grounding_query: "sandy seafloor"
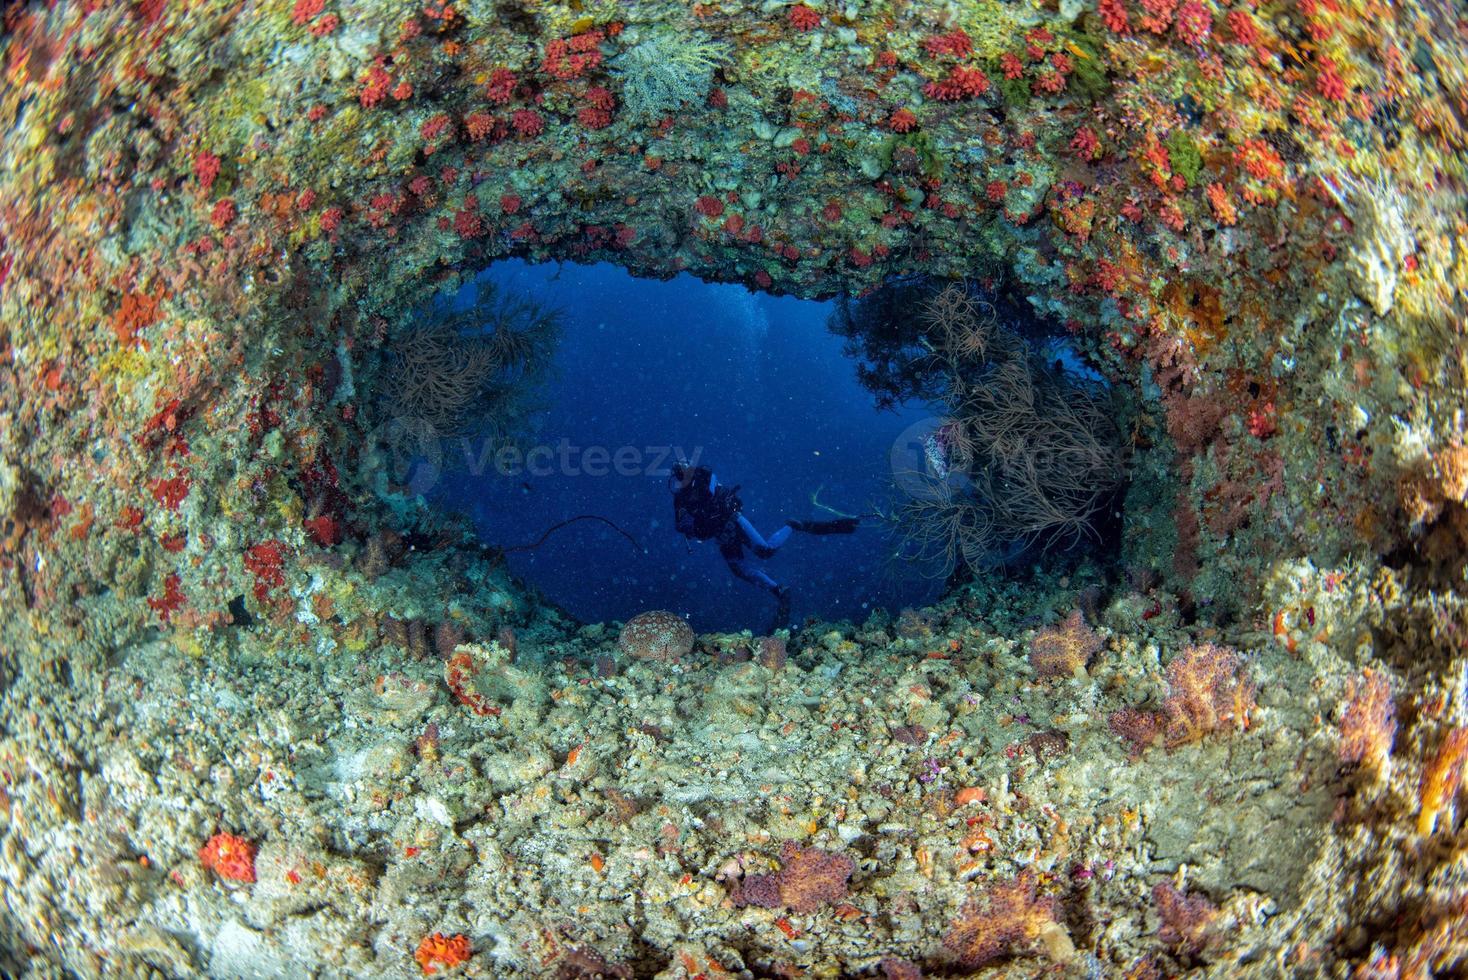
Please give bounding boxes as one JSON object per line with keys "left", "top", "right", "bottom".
{"left": 0, "top": 542, "right": 1398, "bottom": 978}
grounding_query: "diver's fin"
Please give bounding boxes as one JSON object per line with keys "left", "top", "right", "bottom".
{"left": 768, "top": 586, "right": 792, "bottom": 634}
{"left": 789, "top": 518, "right": 859, "bottom": 535}
{"left": 810, "top": 484, "right": 860, "bottom": 520}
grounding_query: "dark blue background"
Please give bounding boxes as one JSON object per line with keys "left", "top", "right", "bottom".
{"left": 430, "top": 260, "right": 940, "bottom": 632}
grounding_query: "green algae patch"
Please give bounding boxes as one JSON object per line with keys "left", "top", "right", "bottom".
{"left": 879, "top": 131, "right": 945, "bottom": 180}
{"left": 1165, "top": 130, "right": 1203, "bottom": 188}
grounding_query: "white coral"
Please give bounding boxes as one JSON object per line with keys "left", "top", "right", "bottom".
{"left": 1325, "top": 174, "right": 1415, "bottom": 317}
{"left": 612, "top": 28, "right": 729, "bottom": 122}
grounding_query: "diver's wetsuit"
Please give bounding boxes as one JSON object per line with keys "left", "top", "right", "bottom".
{"left": 671, "top": 464, "right": 858, "bottom": 630}
{"left": 717, "top": 514, "right": 792, "bottom": 591}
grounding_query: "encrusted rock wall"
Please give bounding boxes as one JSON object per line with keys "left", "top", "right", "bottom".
{"left": 3, "top": 0, "right": 1464, "bottom": 641}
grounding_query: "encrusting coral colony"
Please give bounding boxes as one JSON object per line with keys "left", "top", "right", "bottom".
{"left": 1, "top": 0, "right": 1466, "bottom": 976}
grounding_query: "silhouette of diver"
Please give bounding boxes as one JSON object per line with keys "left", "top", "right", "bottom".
{"left": 669, "top": 462, "right": 859, "bottom": 632}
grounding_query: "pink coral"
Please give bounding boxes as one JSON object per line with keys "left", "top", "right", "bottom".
{"left": 1033, "top": 69, "right": 1066, "bottom": 95}
{"left": 1153, "top": 881, "right": 1220, "bottom": 954}
{"left": 290, "top": 0, "right": 323, "bottom": 27}
{"left": 1316, "top": 60, "right": 1347, "bottom": 101}
{"left": 787, "top": 4, "right": 821, "bottom": 31}
{"left": 148, "top": 572, "right": 185, "bottom": 622}
{"left": 420, "top": 113, "right": 452, "bottom": 142}
{"left": 730, "top": 841, "right": 854, "bottom": 913}
{"left": 923, "top": 66, "right": 991, "bottom": 101}
{"left": 943, "top": 870, "right": 1063, "bottom": 967}
{"left": 1099, "top": 0, "right": 1129, "bottom": 33}
{"left": 209, "top": 198, "right": 236, "bottom": 229}
{"left": 1235, "top": 138, "right": 1284, "bottom": 182}
{"left": 200, "top": 831, "right": 257, "bottom": 883}
{"left": 510, "top": 109, "right": 544, "bottom": 138}
{"left": 243, "top": 539, "right": 286, "bottom": 602}
{"left": 485, "top": 68, "right": 517, "bottom": 104}
{"left": 359, "top": 64, "right": 392, "bottom": 108}
{"left": 1161, "top": 643, "right": 1255, "bottom": 747}
{"left": 1339, "top": 670, "right": 1395, "bottom": 770}
{"left": 578, "top": 88, "right": 616, "bottom": 130}
{"left": 1111, "top": 644, "right": 1255, "bottom": 753}
{"left": 415, "top": 932, "right": 471, "bottom": 975}
{"left": 1162, "top": 388, "right": 1226, "bottom": 454}
{"left": 1174, "top": 1, "right": 1211, "bottom": 45}
{"left": 541, "top": 33, "right": 603, "bottom": 80}
{"left": 1138, "top": 0, "right": 1177, "bottom": 33}
{"left": 453, "top": 204, "right": 483, "bottom": 239}
{"left": 1071, "top": 126, "right": 1101, "bottom": 160}
{"left": 923, "top": 28, "right": 972, "bottom": 57}
{"left": 1029, "top": 609, "right": 1103, "bottom": 678}
{"left": 1110, "top": 706, "right": 1165, "bottom": 756}
{"left": 463, "top": 112, "right": 497, "bottom": 142}
{"left": 1226, "top": 9, "right": 1258, "bottom": 45}
{"left": 194, "top": 151, "right": 220, "bottom": 190}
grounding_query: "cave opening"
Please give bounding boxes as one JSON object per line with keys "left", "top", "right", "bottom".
{"left": 364, "top": 261, "right": 1128, "bottom": 633}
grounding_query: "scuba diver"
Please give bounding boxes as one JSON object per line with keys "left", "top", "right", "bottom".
{"left": 669, "top": 462, "right": 859, "bottom": 632}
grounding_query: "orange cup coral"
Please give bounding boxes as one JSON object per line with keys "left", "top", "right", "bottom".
{"left": 199, "top": 832, "right": 256, "bottom": 883}
{"left": 415, "top": 932, "right": 471, "bottom": 975}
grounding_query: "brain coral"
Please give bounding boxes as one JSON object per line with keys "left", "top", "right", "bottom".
{"left": 618, "top": 610, "right": 695, "bottom": 661}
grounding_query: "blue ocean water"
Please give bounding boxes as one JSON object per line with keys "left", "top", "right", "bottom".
{"left": 431, "top": 260, "right": 940, "bottom": 632}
